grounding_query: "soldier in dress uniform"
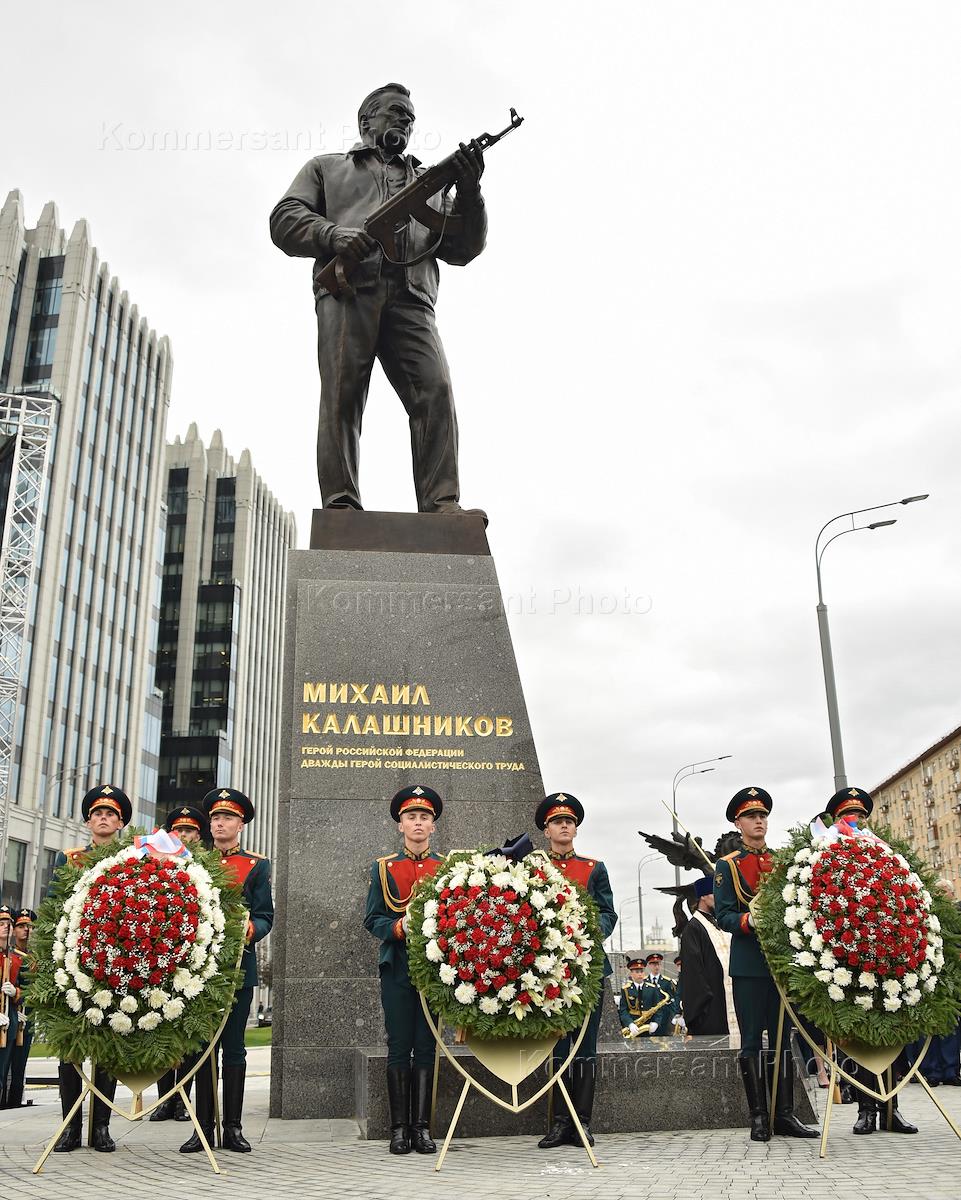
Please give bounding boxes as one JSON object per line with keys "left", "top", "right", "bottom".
{"left": 150, "top": 806, "right": 209, "bottom": 1123}
{"left": 51, "top": 783, "right": 132, "bottom": 1152}
{"left": 533, "top": 792, "right": 617, "bottom": 1150}
{"left": 180, "top": 789, "right": 273, "bottom": 1155}
{"left": 714, "top": 786, "right": 818, "bottom": 1142}
{"left": 618, "top": 956, "right": 649, "bottom": 1033}
{"left": 0, "top": 905, "right": 23, "bottom": 1106}
{"left": 2, "top": 908, "right": 36, "bottom": 1108}
{"left": 364, "top": 784, "right": 444, "bottom": 1155}
{"left": 821, "top": 786, "right": 919, "bottom": 1136}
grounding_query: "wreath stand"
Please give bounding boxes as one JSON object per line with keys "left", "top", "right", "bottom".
{"left": 769, "top": 977, "right": 961, "bottom": 1159}
{"left": 420, "top": 994, "right": 598, "bottom": 1171}
{"left": 33, "top": 934, "right": 246, "bottom": 1176}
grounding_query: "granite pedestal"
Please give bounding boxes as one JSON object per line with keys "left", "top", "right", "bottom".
{"left": 271, "top": 511, "right": 545, "bottom": 1119}
{"left": 357, "top": 1033, "right": 816, "bottom": 1138}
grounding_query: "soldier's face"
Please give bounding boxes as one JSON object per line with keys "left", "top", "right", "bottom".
{"left": 399, "top": 809, "right": 435, "bottom": 846}
{"left": 87, "top": 806, "right": 123, "bottom": 843}
{"left": 363, "top": 95, "right": 415, "bottom": 153}
{"left": 174, "top": 826, "right": 202, "bottom": 844}
{"left": 736, "top": 811, "right": 768, "bottom": 846}
{"left": 210, "top": 812, "right": 244, "bottom": 846}
{"left": 629, "top": 967, "right": 645, "bottom": 983}
{"left": 14, "top": 923, "right": 30, "bottom": 949}
{"left": 0, "top": 919, "right": 12, "bottom": 946}
{"left": 546, "top": 816, "right": 576, "bottom": 850}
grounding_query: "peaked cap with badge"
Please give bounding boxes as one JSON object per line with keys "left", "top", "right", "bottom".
{"left": 81, "top": 784, "right": 132, "bottom": 825}
{"left": 534, "top": 792, "right": 584, "bottom": 829}
{"left": 202, "top": 787, "right": 255, "bottom": 824}
{"left": 389, "top": 784, "right": 443, "bottom": 822}
{"left": 164, "top": 805, "right": 209, "bottom": 838}
{"left": 725, "top": 786, "right": 773, "bottom": 824}
{"left": 825, "top": 786, "right": 873, "bottom": 821}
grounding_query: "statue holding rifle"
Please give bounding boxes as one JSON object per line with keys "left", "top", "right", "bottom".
{"left": 270, "top": 83, "right": 522, "bottom": 520}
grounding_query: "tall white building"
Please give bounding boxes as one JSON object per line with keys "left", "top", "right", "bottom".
{"left": 0, "top": 191, "right": 171, "bottom": 906}
{"left": 157, "top": 425, "right": 295, "bottom": 869}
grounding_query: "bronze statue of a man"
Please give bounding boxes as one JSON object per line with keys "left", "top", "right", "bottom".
{"left": 270, "top": 84, "right": 487, "bottom": 517}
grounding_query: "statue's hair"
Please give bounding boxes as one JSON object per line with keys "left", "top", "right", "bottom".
{"left": 358, "top": 83, "right": 412, "bottom": 128}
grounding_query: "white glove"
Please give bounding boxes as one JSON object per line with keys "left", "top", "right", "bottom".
{"left": 401, "top": 913, "right": 410, "bottom": 934}
{"left": 628, "top": 1022, "right": 640, "bottom": 1036}
{"left": 675, "top": 1016, "right": 687, "bottom": 1031}
{"left": 747, "top": 913, "right": 755, "bottom": 929}
{"left": 647, "top": 1021, "right": 658, "bottom": 1034}
{"left": 0, "top": 982, "right": 14, "bottom": 997}
{"left": 0, "top": 1012, "right": 8, "bottom": 1029}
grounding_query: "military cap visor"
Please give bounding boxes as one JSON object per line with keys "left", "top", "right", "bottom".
{"left": 726, "top": 787, "right": 773, "bottom": 823}
{"left": 626, "top": 957, "right": 645, "bottom": 969}
{"left": 826, "top": 787, "right": 874, "bottom": 821}
{"left": 82, "top": 784, "right": 132, "bottom": 825}
{"left": 202, "top": 788, "right": 255, "bottom": 824}
{"left": 390, "top": 785, "right": 443, "bottom": 822}
{"left": 14, "top": 907, "right": 35, "bottom": 926}
{"left": 164, "top": 805, "right": 208, "bottom": 835}
{"left": 535, "top": 792, "right": 585, "bottom": 829}
{"left": 645, "top": 952, "right": 664, "bottom": 964}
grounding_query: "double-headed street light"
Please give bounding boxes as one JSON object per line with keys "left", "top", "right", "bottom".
{"left": 815, "top": 495, "right": 929, "bottom": 791}
{"left": 636, "top": 852, "right": 659, "bottom": 954}
{"left": 672, "top": 756, "right": 732, "bottom": 887}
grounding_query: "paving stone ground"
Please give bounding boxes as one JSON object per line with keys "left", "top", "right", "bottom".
{"left": 2, "top": 1053, "right": 960, "bottom": 1199}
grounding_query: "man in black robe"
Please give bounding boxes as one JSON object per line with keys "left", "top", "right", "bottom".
{"left": 679, "top": 875, "right": 731, "bottom": 1036}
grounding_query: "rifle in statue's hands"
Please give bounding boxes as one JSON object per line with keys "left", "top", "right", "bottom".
{"left": 318, "top": 108, "right": 524, "bottom": 299}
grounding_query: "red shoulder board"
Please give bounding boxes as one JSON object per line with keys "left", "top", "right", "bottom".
{"left": 222, "top": 852, "right": 257, "bottom": 886}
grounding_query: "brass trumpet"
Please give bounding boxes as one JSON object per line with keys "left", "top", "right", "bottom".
{"left": 621, "top": 985, "right": 673, "bottom": 1037}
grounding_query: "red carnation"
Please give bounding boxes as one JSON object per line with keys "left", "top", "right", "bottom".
{"left": 517, "top": 991, "right": 531, "bottom": 1006}
{"left": 506, "top": 965, "right": 520, "bottom": 980}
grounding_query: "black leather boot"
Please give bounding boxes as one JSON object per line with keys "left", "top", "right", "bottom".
{"left": 387, "top": 1066, "right": 411, "bottom": 1154}
{"left": 570, "top": 1060, "right": 597, "bottom": 1147}
{"left": 150, "top": 1070, "right": 177, "bottom": 1121}
{"left": 91, "top": 1068, "right": 117, "bottom": 1152}
{"left": 738, "top": 1057, "right": 770, "bottom": 1142}
{"left": 222, "top": 1064, "right": 252, "bottom": 1152}
{"left": 5, "top": 1080, "right": 23, "bottom": 1109}
{"left": 409, "top": 1066, "right": 436, "bottom": 1154}
{"left": 772, "top": 1053, "right": 819, "bottom": 1138}
{"left": 180, "top": 1058, "right": 216, "bottom": 1153}
{"left": 53, "top": 1063, "right": 82, "bottom": 1152}
{"left": 853, "top": 1097, "right": 877, "bottom": 1134}
{"left": 879, "top": 1092, "right": 918, "bottom": 1134}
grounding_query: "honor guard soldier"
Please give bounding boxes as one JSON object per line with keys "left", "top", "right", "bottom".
{"left": 150, "top": 806, "right": 210, "bottom": 1123}
{"left": 364, "top": 785, "right": 444, "bottom": 1155}
{"left": 51, "top": 784, "right": 132, "bottom": 1152}
{"left": 2, "top": 908, "right": 35, "bottom": 1108}
{"left": 639, "top": 952, "right": 679, "bottom": 1035}
{"left": 822, "top": 787, "right": 918, "bottom": 1136}
{"left": 533, "top": 792, "right": 617, "bottom": 1149}
{"left": 714, "top": 786, "right": 818, "bottom": 1142}
{"left": 181, "top": 789, "right": 273, "bottom": 1154}
{"left": 0, "top": 905, "right": 23, "bottom": 1105}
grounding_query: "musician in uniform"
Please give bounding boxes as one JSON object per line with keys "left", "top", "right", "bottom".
{"left": 618, "top": 957, "right": 650, "bottom": 1033}
{"left": 533, "top": 792, "right": 617, "bottom": 1149}
{"left": 51, "top": 784, "right": 131, "bottom": 1152}
{"left": 2, "top": 908, "right": 35, "bottom": 1108}
{"left": 0, "top": 905, "right": 23, "bottom": 1105}
{"left": 820, "top": 786, "right": 919, "bottom": 1136}
{"left": 364, "top": 785, "right": 444, "bottom": 1155}
{"left": 714, "top": 786, "right": 818, "bottom": 1141}
{"left": 151, "top": 806, "right": 209, "bottom": 1123}
{"left": 180, "top": 789, "right": 273, "bottom": 1154}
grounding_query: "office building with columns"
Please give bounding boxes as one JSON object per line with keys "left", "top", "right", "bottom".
{"left": 0, "top": 190, "right": 170, "bottom": 906}
{"left": 157, "top": 424, "right": 295, "bottom": 871}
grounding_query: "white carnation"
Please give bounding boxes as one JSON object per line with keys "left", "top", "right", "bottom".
{"left": 454, "top": 983, "right": 476, "bottom": 1004}
{"left": 148, "top": 988, "right": 169, "bottom": 1010}
{"left": 827, "top": 984, "right": 845, "bottom": 1001}
{"left": 52, "top": 942, "right": 65, "bottom": 963}
{"left": 196, "top": 922, "right": 214, "bottom": 945}
{"left": 425, "top": 940, "right": 444, "bottom": 963}
{"left": 786, "top": 866, "right": 800, "bottom": 881}
{"left": 858, "top": 972, "right": 877, "bottom": 990}
{"left": 74, "top": 973, "right": 93, "bottom": 994}
{"left": 798, "top": 866, "right": 812, "bottom": 883}
{"left": 544, "top": 928, "right": 563, "bottom": 949}
{"left": 795, "top": 847, "right": 813, "bottom": 863}
{"left": 802, "top": 920, "right": 817, "bottom": 937}
{"left": 54, "top": 968, "right": 70, "bottom": 988}
{"left": 497, "top": 985, "right": 517, "bottom": 1002}
{"left": 883, "top": 996, "right": 902, "bottom": 1012}
{"left": 904, "top": 989, "right": 922, "bottom": 1007}
{"left": 795, "top": 952, "right": 816, "bottom": 967}
{"left": 810, "top": 934, "right": 825, "bottom": 952}
{"left": 782, "top": 884, "right": 797, "bottom": 903}
{"left": 882, "top": 979, "right": 901, "bottom": 996}
{"left": 439, "top": 964, "right": 456, "bottom": 985}
{"left": 854, "top": 994, "right": 874, "bottom": 1010}
{"left": 490, "top": 872, "right": 512, "bottom": 889}
{"left": 783, "top": 906, "right": 800, "bottom": 928}
{"left": 183, "top": 976, "right": 203, "bottom": 1000}
{"left": 172, "top": 968, "right": 192, "bottom": 993}
{"left": 534, "top": 955, "right": 556, "bottom": 973}
{"left": 422, "top": 899, "right": 439, "bottom": 918}
{"left": 920, "top": 962, "right": 932, "bottom": 979}
{"left": 789, "top": 931, "right": 804, "bottom": 949}
{"left": 529, "top": 891, "right": 547, "bottom": 910}
{"left": 109, "top": 1011, "right": 133, "bottom": 1034}
{"left": 162, "top": 998, "right": 185, "bottom": 1020}
{"left": 65, "top": 989, "right": 82, "bottom": 1013}
{"left": 119, "top": 996, "right": 138, "bottom": 1014}
{"left": 84, "top": 1007, "right": 104, "bottom": 1025}
{"left": 479, "top": 996, "right": 500, "bottom": 1015}
{"left": 924, "top": 977, "right": 937, "bottom": 992}
{"left": 815, "top": 970, "right": 833, "bottom": 983}
{"left": 211, "top": 909, "right": 226, "bottom": 932}
{"left": 138, "top": 1012, "right": 162, "bottom": 1031}
{"left": 820, "top": 951, "right": 837, "bottom": 970}
{"left": 832, "top": 968, "right": 852, "bottom": 987}
{"left": 903, "top": 973, "right": 918, "bottom": 990}
{"left": 421, "top": 918, "right": 437, "bottom": 937}
{"left": 928, "top": 914, "right": 942, "bottom": 933}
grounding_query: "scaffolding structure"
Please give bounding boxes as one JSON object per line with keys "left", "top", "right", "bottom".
{"left": 0, "top": 391, "right": 56, "bottom": 880}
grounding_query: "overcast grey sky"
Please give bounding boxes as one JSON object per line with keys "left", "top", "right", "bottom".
{"left": 7, "top": 1, "right": 960, "bottom": 943}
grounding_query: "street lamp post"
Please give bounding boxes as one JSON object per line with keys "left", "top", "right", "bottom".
{"left": 815, "top": 495, "right": 928, "bottom": 792}
{"left": 671, "top": 756, "right": 732, "bottom": 888}
{"left": 637, "top": 852, "right": 659, "bottom": 954}
{"left": 32, "top": 760, "right": 101, "bottom": 907}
